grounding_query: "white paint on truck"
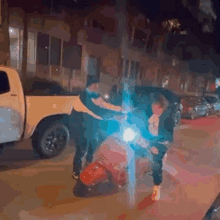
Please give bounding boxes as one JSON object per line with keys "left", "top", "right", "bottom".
{"left": 0, "top": 66, "right": 80, "bottom": 157}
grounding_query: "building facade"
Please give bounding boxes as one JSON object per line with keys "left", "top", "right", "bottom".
{"left": 74, "top": 4, "right": 216, "bottom": 94}
{"left": 6, "top": 4, "right": 217, "bottom": 95}
{"left": 8, "top": 7, "right": 83, "bottom": 91}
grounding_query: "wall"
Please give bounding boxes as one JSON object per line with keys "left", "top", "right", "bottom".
{"left": 7, "top": 8, "right": 84, "bottom": 92}
{"left": 8, "top": 6, "right": 216, "bottom": 95}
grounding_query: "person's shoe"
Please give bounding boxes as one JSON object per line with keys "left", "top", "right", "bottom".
{"left": 151, "top": 185, "right": 161, "bottom": 201}
{"left": 72, "top": 172, "right": 79, "bottom": 180}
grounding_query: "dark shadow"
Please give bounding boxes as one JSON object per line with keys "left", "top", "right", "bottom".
{"left": 0, "top": 149, "right": 44, "bottom": 172}
{"left": 137, "top": 195, "right": 155, "bottom": 211}
{"left": 97, "top": 181, "right": 118, "bottom": 196}
{"left": 73, "top": 180, "right": 119, "bottom": 198}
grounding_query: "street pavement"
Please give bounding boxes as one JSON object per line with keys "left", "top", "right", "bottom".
{"left": 1, "top": 116, "right": 220, "bottom": 220}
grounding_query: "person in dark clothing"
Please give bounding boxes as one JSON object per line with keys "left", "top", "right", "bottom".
{"left": 147, "top": 93, "right": 174, "bottom": 201}
{"left": 72, "top": 78, "right": 123, "bottom": 180}
{"left": 72, "top": 77, "right": 101, "bottom": 179}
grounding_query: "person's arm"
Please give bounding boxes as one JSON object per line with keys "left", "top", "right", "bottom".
{"left": 92, "top": 97, "right": 122, "bottom": 112}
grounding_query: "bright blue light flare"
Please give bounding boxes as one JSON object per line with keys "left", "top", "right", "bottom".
{"left": 123, "top": 128, "right": 137, "bottom": 142}
{"left": 127, "top": 144, "right": 136, "bottom": 208}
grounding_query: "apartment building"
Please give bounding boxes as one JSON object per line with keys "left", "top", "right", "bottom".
{"left": 74, "top": 3, "right": 216, "bottom": 94}
{"left": 8, "top": 7, "right": 83, "bottom": 91}
{"left": 6, "top": 3, "right": 217, "bottom": 94}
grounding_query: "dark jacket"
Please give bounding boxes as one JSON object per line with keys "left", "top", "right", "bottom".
{"left": 79, "top": 88, "right": 123, "bottom": 119}
{"left": 150, "top": 107, "right": 174, "bottom": 143}
{"left": 127, "top": 108, "right": 174, "bottom": 143}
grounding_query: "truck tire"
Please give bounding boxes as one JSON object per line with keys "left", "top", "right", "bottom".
{"left": 32, "top": 121, "right": 70, "bottom": 158}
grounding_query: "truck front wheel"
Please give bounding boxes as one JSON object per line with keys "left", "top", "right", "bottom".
{"left": 32, "top": 121, "right": 70, "bottom": 158}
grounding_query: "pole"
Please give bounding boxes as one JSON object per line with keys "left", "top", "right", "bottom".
{"left": 116, "top": 0, "right": 136, "bottom": 208}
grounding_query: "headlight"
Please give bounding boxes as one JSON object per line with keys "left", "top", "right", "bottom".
{"left": 123, "top": 128, "right": 137, "bottom": 142}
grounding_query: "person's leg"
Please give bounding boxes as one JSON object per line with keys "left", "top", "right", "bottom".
{"left": 86, "top": 140, "right": 97, "bottom": 164}
{"left": 151, "top": 144, "right": 167, "bottom": 201}
{"left": 72, "top": 113, "right": 88, "bottom": 179}
{"left": 85, "top": 118, "right": 100, "bottom": 164}
{"left": 151, "top": 154, "right": 163, "bottom": 201}
{"left": 73, "top": 142, "right": 87, "bottom": 178}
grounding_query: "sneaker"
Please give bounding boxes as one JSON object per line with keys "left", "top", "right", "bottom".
{"left": 151, "top": 185, "right": 161, "bottom": 201}
{"left": 72, "top": 172, "right": 79, "bottom": 180}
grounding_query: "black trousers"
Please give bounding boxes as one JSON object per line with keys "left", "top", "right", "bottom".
{"left": 151, "top": 143, "right": 168, "bottom": 186}
{"left": 73, "top": 112, "right": 100, "bottom": 175}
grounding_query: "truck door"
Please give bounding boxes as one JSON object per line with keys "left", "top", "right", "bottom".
{"left": 0, "top": 70, "right": 23, "bottom": 143}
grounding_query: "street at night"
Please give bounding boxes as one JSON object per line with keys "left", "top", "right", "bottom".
{"left": 0, "top": 0, "right": 220, "bottom": 219}
{"left": 1, "top": 115, "right": 220, "bottom": 220}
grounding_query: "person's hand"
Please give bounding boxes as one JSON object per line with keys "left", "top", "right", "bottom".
{"left": 151, "top": 146, "right": 159, "bottom": 154}
{"left": 136, "top": 136, "right": 150, "bottom": 149}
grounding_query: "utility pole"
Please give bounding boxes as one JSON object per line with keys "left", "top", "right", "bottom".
{"left": 115, "top": 0, "right": 136, "bottom": 209}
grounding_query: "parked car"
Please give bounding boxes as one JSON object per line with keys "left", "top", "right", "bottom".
{"left": 204, "top": 94, "right": 220, "bottom": 114}
{"left": 135, "top": 86, "right": 183, "bottom": 125}
{"left": 113, "top": 86, "right": 182, "bottom": 126}
{"left": 181, "top": 96, "right": 212, "bottom": 119}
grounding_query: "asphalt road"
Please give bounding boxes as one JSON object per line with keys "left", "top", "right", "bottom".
{"left": 0, "top": 115, "right": 220, "bottom": 220}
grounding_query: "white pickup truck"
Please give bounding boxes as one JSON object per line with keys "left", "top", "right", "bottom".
{"left": 0, "top": 66, "right": 80, "bottom": 158}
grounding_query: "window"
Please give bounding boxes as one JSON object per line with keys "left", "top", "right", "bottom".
{"left": 122, "top": 59, "right": 140, "bottom": 79}
{"left": 130, "top": 61, "right": 135, "bottom": 78}
{"left": 130, "top": 61, "right": 140, "bottom": 80}
{"left": 0, "top": 71, "right": 10, "bottom": 94}
{"left": 133, "top": 29, "right": 148, "bottom": 48}
{"left": 133, "top": 28, "right": 151, "bottom": 49}
{"left": 88, "top": 56, "right": 101, "bottom": 79}
{"left": 92, "top": 20, "right": 105, "bottom": 31}
{"left": 63, "top": 39, "right": 82, "bottom": 70}
{"left": 37, "top": 33, "right": 49, "bottom": 65}
{"left": 50, "top": 37, "right": 61, "bottom": 66}
{"left": 124, "top": 59, "right": 129, "bottom": 78}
